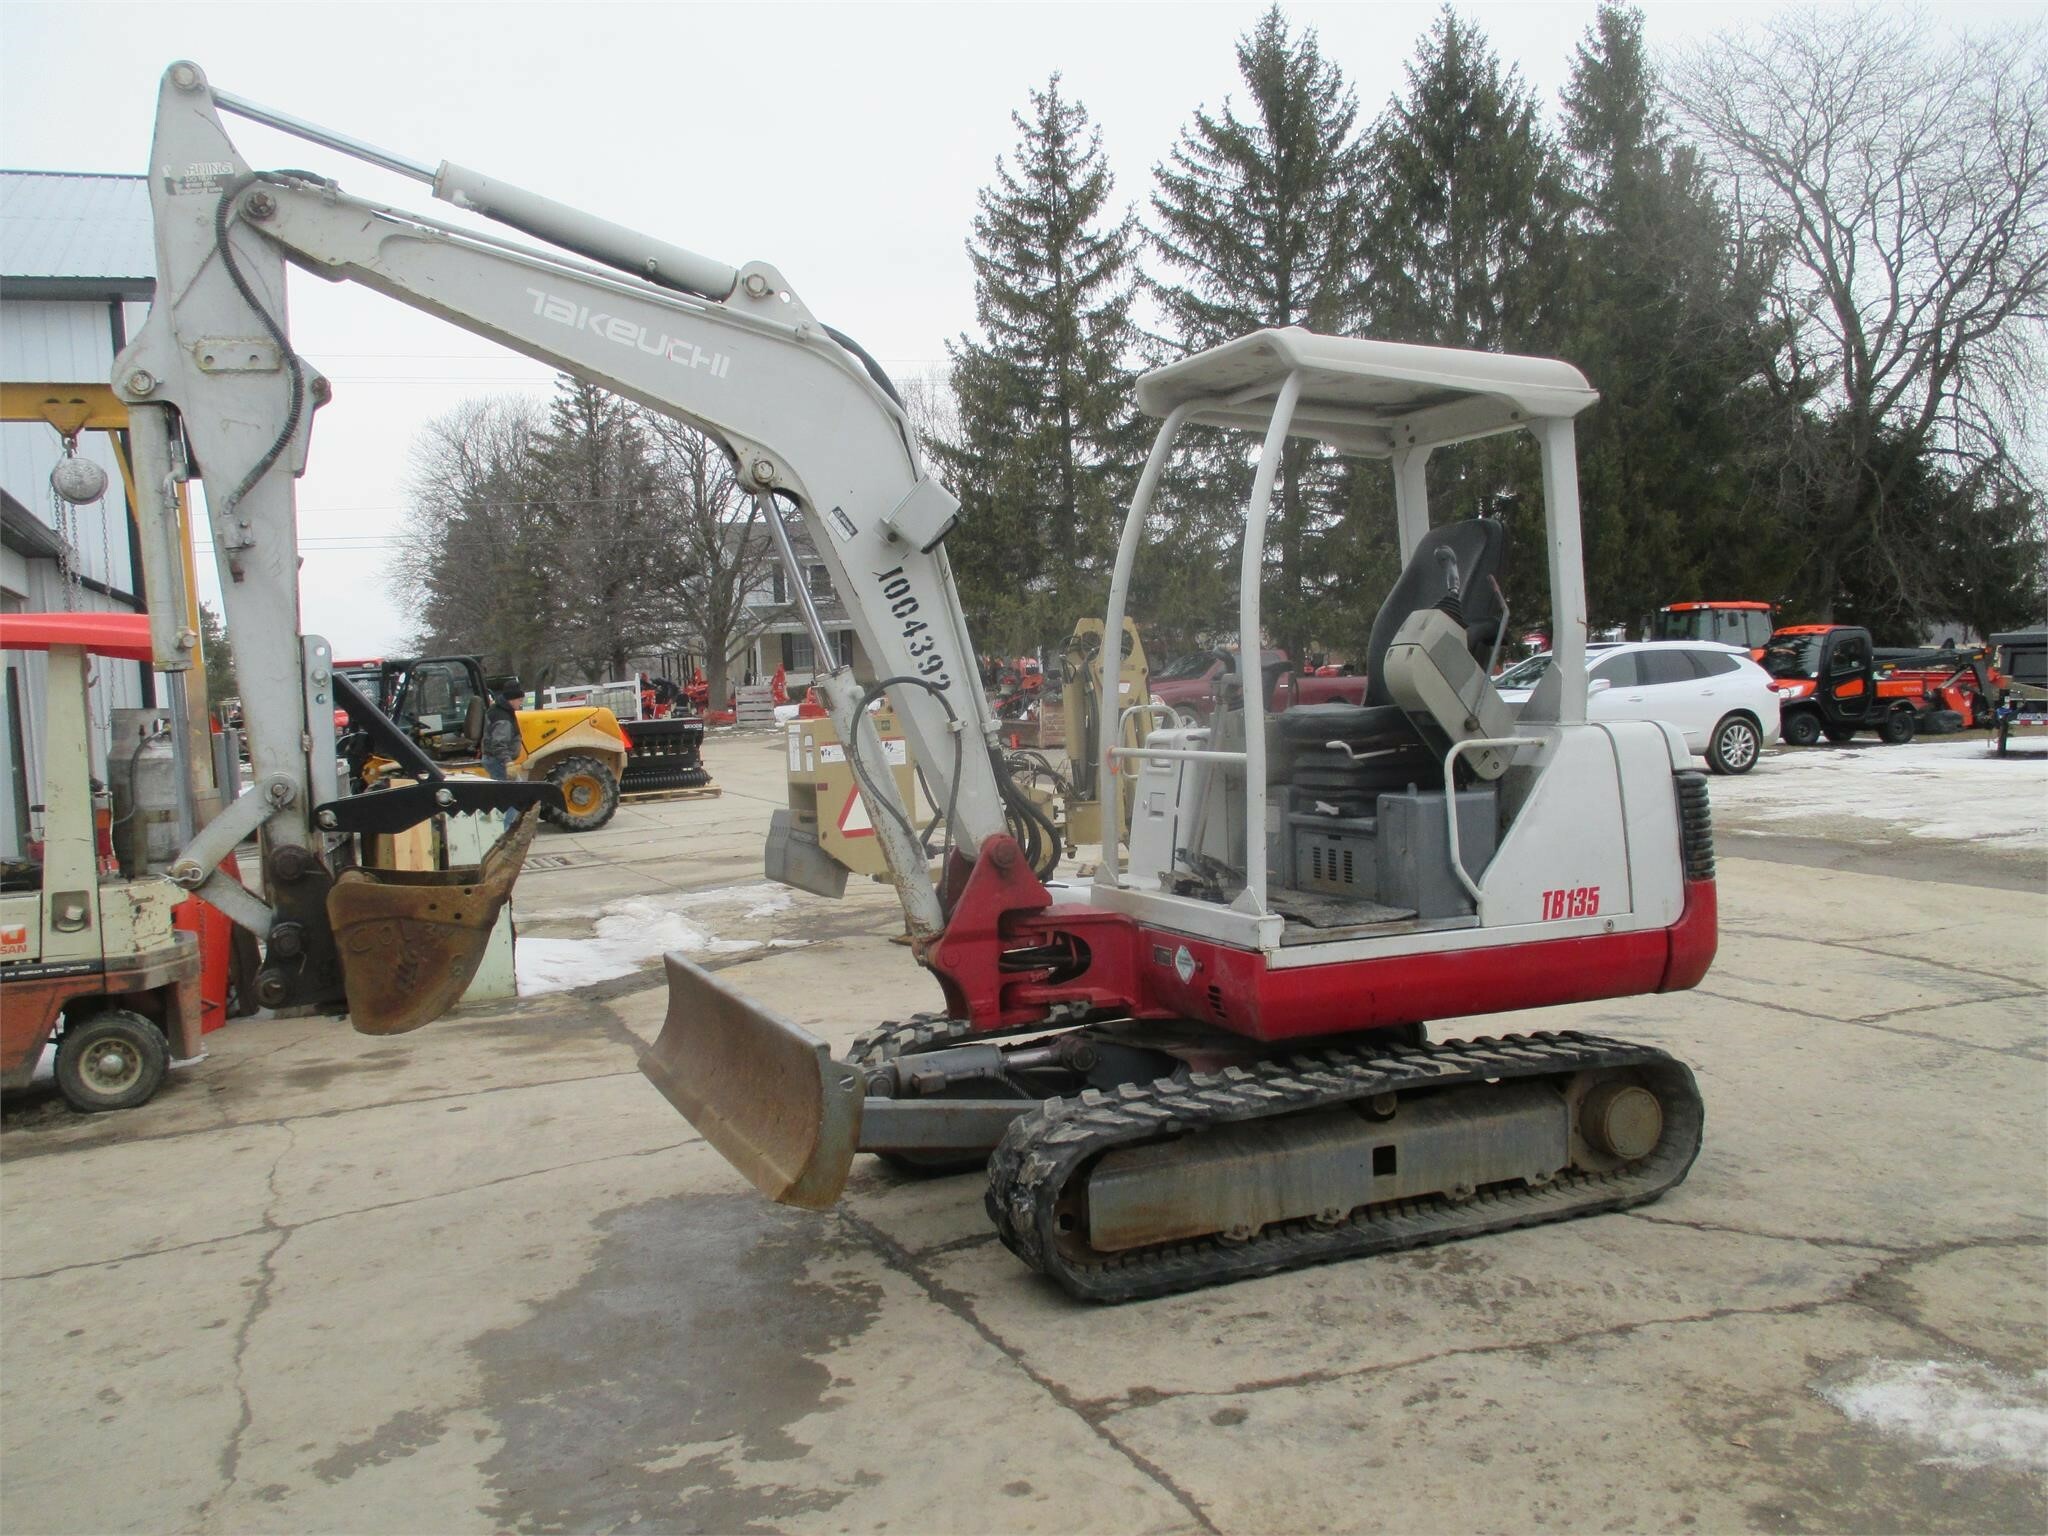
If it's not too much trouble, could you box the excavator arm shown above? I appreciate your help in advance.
[118,61,1018,1036]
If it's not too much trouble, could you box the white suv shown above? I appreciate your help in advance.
[1494,641,1780,774]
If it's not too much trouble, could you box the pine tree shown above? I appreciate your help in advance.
[1148,6,1370,662]
[929,75,1146,658]
[532,377,670,679]
[1359,7,1570,626]
[1554,4,1775,629]
[198,602,238,711]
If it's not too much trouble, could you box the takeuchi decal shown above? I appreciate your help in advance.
[525,290,732,378]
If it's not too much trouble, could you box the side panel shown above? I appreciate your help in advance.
[1478,727,1632,928]
[1135,877,1716,1043]
[1610,723,1689,930]
[0,891,41,963]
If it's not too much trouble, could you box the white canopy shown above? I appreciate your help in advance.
[1134,328,1598,455]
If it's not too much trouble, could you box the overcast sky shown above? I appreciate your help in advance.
[3,1,2037,659]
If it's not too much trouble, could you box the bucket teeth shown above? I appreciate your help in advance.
[326,807,539,1035]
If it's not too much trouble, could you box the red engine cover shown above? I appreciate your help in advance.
[922,838,1719,1043]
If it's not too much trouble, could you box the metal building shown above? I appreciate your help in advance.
[2,170,157,858]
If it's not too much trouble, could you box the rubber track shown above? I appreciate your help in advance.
[848,1015,976,1066]
[984,1030,1703,1303]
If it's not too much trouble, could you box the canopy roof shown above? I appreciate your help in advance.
[0,611,154,662]
[1135,328,1597,455]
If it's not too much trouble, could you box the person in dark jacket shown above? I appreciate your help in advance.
[482,684,524,825]
[482,685,524,768]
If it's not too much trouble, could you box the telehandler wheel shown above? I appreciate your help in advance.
[544,755,621,831]
[1879,708,1918,745]
[1782,709,1823,747]
[1706,714,1762,775]
[55,1010,168,1113]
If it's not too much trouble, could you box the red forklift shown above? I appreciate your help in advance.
[1,614,206,1111]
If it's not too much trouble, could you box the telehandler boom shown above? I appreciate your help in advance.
[128,63,1716,1299]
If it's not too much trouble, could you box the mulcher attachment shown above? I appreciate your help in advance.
[620,717,712,792]
[985,1031,1703,1303]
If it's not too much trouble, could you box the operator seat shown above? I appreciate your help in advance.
[1272,519,1506,794]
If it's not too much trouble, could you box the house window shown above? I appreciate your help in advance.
[807,563,832,597]
[836,630,854,667]
[770,566,786,604]
[790,634,816,672]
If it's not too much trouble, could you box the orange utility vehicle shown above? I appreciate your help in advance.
[1763,625,1957,746]
[1651,602,1774,659]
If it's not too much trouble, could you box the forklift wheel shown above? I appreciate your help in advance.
[1879,709,1918,745]
[55,1010,168,1113]
[1782,710,1823,747]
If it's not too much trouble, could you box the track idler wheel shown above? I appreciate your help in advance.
[326,806,540,1035]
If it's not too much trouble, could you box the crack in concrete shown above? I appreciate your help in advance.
[1622,1210,1916,1252]
[1688,985,2046,1053]
[1087,1294,1857,1418]
[1811,936,2046,994]
[194,1121,295,1528]
[0,1137,699,1285]
[907,1230,1001,1259]
[1711,919,2046,997]
[835,1208,1223,1536]
[1844,1244,2026,1365]
[1077,1230,2048,1421]
[0,1068,649,1164]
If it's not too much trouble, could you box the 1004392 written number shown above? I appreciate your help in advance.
[873,566,952,690]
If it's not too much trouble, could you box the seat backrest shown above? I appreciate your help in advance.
[1364,520,1506,708]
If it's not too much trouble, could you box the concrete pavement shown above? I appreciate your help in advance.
[3,730,2043,1533]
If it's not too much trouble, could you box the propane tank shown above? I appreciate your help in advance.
[108,707,180,877]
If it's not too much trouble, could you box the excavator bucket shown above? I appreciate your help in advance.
[327,807,541,1036]
[642,954,866,1209]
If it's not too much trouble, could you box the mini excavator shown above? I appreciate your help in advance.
[130,63,1714,1300]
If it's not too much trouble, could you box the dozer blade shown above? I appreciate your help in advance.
[642,954,865,1209]
[327,806,540,1036]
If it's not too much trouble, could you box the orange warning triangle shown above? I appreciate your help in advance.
[838,786,875,837]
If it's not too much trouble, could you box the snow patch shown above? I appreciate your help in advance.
[519,880,792,924]
[1818,1358,2048,1471]
[745,887,794,919]
[516,885,791,995]
[1717,739,2048,851]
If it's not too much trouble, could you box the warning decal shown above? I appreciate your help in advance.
[837,787,875,837]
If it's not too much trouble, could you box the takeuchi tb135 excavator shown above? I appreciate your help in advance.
[129,63,1716,1301]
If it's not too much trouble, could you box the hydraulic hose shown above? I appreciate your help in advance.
[210,172,330,530]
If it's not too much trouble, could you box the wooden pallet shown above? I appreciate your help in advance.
[619,782,724,805]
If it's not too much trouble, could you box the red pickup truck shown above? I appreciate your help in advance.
[1148,650,1368,724]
